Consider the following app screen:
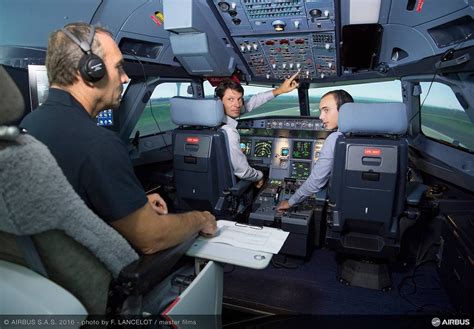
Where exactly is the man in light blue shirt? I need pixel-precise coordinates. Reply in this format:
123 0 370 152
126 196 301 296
216 73 299 187
277 89 354 211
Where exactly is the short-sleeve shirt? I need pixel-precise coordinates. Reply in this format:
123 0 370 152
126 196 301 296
20 88 147 222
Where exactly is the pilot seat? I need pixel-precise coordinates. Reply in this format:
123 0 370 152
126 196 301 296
325 102 424 290
170 97 253 220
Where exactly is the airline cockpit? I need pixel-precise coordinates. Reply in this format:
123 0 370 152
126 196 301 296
1 0 474 326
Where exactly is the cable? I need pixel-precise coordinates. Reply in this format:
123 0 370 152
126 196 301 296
408 31 473 124
123 50 173 157
398 259 456 315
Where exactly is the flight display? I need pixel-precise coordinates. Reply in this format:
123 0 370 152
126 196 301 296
240 138 252 156
96 109 114 126
292 141 313 160
291 161 311 180
253 140 273 158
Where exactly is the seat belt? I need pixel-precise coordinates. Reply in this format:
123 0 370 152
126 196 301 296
15 235 49 278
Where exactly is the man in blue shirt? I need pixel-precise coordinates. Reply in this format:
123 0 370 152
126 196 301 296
277 89 354 211
21 23 216 254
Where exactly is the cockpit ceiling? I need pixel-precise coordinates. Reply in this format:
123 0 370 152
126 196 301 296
0 0 472 84
204 0 473 83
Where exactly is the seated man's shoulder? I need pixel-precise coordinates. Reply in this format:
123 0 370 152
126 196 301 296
86 130 127 156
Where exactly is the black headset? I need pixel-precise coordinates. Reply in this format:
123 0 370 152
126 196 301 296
61 25 106 82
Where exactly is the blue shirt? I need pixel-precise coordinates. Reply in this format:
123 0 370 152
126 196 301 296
288 131 342 206
20 88 147 222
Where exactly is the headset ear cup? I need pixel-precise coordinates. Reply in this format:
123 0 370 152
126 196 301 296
79 53 106 82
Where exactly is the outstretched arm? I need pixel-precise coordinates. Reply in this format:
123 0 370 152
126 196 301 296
244 71 300 113
273 71 300 96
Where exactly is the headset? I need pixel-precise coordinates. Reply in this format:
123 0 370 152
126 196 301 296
61 25 106 82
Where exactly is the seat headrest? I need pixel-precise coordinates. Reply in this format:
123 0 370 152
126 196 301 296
338 102 408 135
0 65 25 125
170 97 225 127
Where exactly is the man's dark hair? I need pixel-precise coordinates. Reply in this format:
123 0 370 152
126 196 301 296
214 79 244 99
321 89 354 110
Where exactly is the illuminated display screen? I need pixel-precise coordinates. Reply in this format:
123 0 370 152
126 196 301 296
240 138 252 156
291 161 311 180
281 148 289 156
96 109 114 126
253 140 273 158
292 141 313 160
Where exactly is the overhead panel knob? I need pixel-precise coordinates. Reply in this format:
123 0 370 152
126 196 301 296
272 20 286 32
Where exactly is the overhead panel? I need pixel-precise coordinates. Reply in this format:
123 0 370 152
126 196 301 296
212 0 337 81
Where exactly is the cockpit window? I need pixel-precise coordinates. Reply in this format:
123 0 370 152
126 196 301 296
130 82 193 138
420 82 474 153
204 80 402 119
308 80 402 116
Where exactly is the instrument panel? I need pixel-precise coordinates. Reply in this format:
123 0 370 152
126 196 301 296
238 117 325 130
239 135 326 181
211 0 337 81
238 116 330 180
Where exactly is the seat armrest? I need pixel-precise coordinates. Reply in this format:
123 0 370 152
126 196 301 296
116 237 195 296
406 182 427 206
229 179 253 197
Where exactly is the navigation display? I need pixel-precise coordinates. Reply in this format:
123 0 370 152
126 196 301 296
253 140 273 158
291 161 311 180
292 141 313 160
240 138 252 156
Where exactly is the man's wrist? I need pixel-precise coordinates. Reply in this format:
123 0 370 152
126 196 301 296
287 197 296 207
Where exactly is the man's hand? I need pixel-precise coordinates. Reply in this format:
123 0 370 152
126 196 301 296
196 211 217 237
255 177 265 189
147 193 168 215
276 200 291 212
273 71 300 96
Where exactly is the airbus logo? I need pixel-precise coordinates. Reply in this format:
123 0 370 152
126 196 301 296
432 318 441 327
432 318 470 326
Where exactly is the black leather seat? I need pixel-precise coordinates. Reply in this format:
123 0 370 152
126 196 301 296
170 97 252 220
325 102 419 290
